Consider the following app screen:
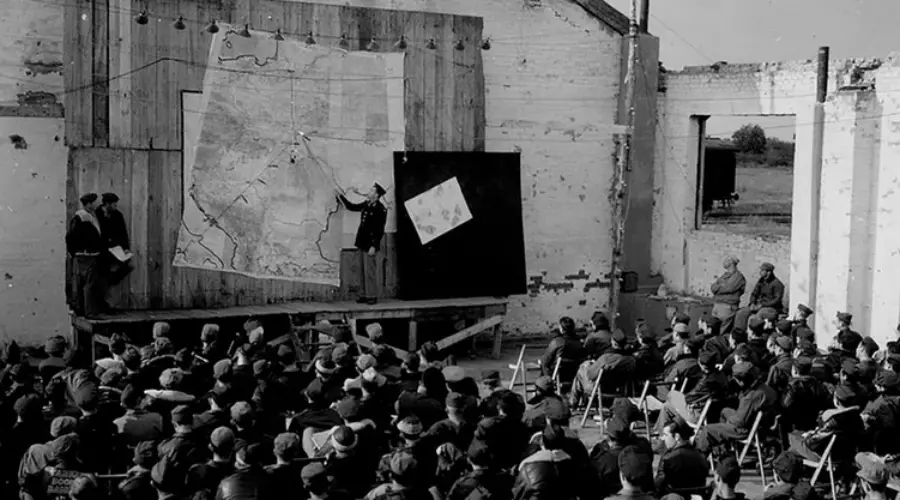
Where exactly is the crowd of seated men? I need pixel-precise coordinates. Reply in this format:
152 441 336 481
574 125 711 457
1 303 899 500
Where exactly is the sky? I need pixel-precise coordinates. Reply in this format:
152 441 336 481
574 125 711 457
603 0 900 141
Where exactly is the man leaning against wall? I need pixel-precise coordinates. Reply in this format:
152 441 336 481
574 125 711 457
710 256 746 334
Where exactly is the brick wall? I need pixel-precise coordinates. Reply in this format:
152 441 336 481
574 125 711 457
0 0 68 345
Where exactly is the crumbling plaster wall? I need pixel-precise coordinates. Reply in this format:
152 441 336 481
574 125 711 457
327 0 635 333
0 0 68 345
655 55 900 346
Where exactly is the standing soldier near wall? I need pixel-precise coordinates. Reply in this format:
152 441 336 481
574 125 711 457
711 256 746 333
99 193 134 288
65 193 107 317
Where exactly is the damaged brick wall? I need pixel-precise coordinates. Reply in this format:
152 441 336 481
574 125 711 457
653 56 886 317
0 0 68 344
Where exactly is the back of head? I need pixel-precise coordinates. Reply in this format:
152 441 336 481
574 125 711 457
618 445 653 488
559 316 575 336
540 423 566 450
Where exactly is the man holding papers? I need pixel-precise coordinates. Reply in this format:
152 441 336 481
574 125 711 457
99 192 134 287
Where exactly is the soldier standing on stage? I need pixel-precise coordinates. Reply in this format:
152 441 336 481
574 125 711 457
337 183 388 304
99 192 134 286
65 193 107 317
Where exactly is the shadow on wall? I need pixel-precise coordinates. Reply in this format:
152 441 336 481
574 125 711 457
0 117 69 345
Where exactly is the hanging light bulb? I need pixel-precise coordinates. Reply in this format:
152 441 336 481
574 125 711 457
239 24 251 38
481 38 491 50
394 35 408 50
338 34 350 49
173 15 186 30
305 31 316 44
273 28 284 41
366 37 380 51
135 10 149 25
206 20 219 34
454 39 465 51
426 38 436 50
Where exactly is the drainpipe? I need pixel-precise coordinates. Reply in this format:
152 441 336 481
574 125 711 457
808 46 828 329
639 0 650 33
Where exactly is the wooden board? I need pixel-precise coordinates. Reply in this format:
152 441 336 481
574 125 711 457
73 296 508 329
64 1 485 311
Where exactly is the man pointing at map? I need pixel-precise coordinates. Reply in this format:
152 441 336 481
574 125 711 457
337 183 388 304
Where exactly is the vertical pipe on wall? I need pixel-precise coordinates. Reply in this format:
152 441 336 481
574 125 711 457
609 0 639 328
808 46 829 328
639 0 650 33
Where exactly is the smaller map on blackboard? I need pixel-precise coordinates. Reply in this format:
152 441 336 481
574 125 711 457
403 176 473 245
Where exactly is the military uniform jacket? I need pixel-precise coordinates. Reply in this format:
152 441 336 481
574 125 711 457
340 195 388 251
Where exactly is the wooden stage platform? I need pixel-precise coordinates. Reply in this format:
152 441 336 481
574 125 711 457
73 296 509 359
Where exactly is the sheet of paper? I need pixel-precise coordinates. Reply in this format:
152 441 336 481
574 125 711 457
109 246 132 262
403 177 473 245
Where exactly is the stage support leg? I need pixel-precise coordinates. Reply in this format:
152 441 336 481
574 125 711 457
492 323 503 360
408 320 418 352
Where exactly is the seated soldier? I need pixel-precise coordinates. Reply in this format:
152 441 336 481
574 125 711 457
857 459 890 500
663 338 704 395
695 362 778 455
700 316 731 366
605 445 656 500
781 357 831 432
589 417 653 499
862 370 900 457
765 451 821 500
512 424 581 500
656 351 728 430
656 419 708 497
633 324 664 381
570 330 635 407
822 330 863 381
522 376 570 431
766 334 794 393
663 323 692 366
584 311 613 359
540 316 584 389
746 316 774 371
787 384 864 463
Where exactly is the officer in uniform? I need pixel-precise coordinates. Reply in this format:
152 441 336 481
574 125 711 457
337 183 388 304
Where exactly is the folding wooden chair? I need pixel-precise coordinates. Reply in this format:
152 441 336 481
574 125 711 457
736 412 767 487
508 345 561 398
580 369 605 427
628 380 667 439
802 435 838 500
687 399 713 442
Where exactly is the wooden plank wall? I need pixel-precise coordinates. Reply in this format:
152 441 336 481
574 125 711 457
64 0 485 310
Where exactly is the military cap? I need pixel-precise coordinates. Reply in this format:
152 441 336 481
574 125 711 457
133 441 158 466
796 328 816 344
79 193 98 205
757 308 779 324
390 450 417 476
331 343 350 364
747 315 765 331
213 359 232 380
335 397 361 420
732 362 757 379
200 323 219 342
716 456 742 485
534 375 555 393
365 322 384 340
373 182 387 197
605 417 632 442
171 404 193 425
697 351 716 369
673 323 690 336
837 312 853 323
331 426 357 452
273 432 301 459
834 384 857 405
774 335 793 351
50 416 78 438
793 356 813 372
446 392 468 410
704 316 723 331
230 401 253 423
315 359 337 375
797 304 814 316
776 320 793 334
442 366 466 384
760 262 775 272
301 462 327 482
101 192 119 203
14 394 42 417
396 416 423 437
210 426 235 449
356 354 377 372
875 370 900 388
772 451 802 483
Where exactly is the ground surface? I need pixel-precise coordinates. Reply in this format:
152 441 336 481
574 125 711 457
703 164 793 239
461 342 768 499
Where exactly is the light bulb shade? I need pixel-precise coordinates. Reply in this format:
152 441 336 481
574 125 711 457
206 20 219 33
426 38 436 50
239 24 251 37
173 16 185 30
395 36 408 50
454 39 465 51
305 32 316 44
482 39 491 50
367 38 380 51
135 11 149 25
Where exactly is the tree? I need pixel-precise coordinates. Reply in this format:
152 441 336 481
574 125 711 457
732 124 767 155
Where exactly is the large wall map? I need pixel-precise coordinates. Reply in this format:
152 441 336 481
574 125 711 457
175 25 405 285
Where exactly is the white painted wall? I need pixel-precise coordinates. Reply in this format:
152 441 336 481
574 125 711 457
0 118 69 344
